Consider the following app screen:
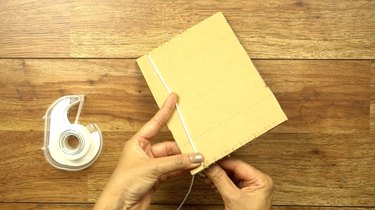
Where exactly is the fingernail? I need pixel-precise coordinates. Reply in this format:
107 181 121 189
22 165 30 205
189 153 204 163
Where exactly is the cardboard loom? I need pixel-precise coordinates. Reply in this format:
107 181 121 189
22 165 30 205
137 12 287 174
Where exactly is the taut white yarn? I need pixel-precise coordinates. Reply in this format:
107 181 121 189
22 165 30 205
146 55 197 153
146 55 197 209
176 174 195 210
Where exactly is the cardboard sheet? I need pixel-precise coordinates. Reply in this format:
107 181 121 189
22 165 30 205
137 12 287 174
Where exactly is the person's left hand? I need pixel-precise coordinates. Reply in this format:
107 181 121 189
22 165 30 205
94 93 203 210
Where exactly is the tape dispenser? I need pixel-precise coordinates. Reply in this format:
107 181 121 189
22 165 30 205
42 95 103 171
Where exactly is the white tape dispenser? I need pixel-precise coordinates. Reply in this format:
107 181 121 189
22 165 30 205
42 95 103 171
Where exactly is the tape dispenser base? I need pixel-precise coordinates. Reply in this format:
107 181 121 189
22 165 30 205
42 95 103 171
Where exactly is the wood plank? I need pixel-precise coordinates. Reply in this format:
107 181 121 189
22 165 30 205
70 0 375 59
0 131 373 206
0 130 88 202
370 61 375 133
0 59 373 206
257 60 370 133
0 0 71 57
1 203 373 210
0 59 370 133
87 132 374 206
1 1 374 58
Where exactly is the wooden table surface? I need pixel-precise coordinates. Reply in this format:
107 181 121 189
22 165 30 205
0 0 374 209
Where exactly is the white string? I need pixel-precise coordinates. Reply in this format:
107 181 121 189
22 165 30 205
146 55 197 209
176 175 195 210
146 55 197 152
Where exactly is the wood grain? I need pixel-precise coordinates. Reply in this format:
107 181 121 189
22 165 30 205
0 0 71 57
1 59 373 206
1 1 374 209
0 59 370 133
0 132 373 206
81 132 375 206
1 0 374 58
370 61 375 133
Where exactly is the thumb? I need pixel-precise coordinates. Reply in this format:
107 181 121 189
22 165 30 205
205 164 238 197
150 153 203 176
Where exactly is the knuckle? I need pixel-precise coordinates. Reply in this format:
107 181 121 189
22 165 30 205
163 100 175 112
223 191 240 205
165 142 175 156
211 167 225 183
264 175 274 191
173 155 185 167
165 104 175 112
227 190 238 200
152 117 165 127
151 164 163 177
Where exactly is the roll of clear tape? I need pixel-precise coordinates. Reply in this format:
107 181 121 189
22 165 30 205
42 95 103 171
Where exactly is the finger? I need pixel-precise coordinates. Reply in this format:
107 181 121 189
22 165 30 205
159 170 189 183
218 158 265 181
204 164 238 198
152 141 181 158
221 158 274 190
136 93 178 140
150 153 203 176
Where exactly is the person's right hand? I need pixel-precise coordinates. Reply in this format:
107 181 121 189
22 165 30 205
204 158 274 210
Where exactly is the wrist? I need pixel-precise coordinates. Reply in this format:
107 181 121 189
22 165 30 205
94 173 131 210
94 190 124 210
